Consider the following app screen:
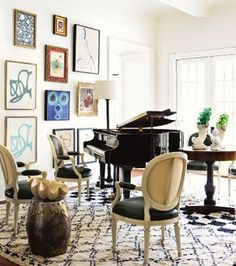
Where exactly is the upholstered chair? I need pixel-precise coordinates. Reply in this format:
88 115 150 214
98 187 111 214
0 144 47 235
112 152 187 265
48 134 92 206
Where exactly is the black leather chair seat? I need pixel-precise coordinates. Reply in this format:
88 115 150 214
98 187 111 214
57 165 92 179
187 160 218 171
5 180 33 199
113 196 178 221
229 166 236 175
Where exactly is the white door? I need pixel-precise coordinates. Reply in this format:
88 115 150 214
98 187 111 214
108 38 154 126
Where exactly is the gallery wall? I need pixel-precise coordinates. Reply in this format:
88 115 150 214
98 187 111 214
0 0 157 180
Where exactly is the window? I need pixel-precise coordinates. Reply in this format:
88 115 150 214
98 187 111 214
172 49 236 146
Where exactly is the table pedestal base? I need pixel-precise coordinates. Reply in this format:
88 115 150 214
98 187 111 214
184 204 235 215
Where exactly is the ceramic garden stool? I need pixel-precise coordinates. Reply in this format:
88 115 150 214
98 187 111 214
26 197 71 257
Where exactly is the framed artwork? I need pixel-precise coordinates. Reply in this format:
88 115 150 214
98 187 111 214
77 82 98 116
5 60 37 110
77 128 96 164
53 128 75 153
53 15 67 36
5 116 37 163
14 9 37 48
45 45 68 83
45 90 70 121
73 24 100 74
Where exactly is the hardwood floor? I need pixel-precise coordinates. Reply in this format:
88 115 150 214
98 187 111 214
0 256 19 266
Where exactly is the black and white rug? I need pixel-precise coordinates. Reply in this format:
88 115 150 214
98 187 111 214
0 187 235 266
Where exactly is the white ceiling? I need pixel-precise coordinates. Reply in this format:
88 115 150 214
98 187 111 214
72 0 236 20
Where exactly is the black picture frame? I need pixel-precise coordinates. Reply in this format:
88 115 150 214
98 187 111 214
73 24 100 74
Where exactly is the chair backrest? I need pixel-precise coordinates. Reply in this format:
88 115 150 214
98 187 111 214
48 134 65 168
188 132 212 146
0 144 18 189
142 152 187 212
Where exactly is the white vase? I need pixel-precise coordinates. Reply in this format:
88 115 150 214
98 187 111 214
191 124 208 150
216 124 227 149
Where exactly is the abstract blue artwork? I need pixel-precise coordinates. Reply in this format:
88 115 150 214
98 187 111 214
45 90 70 121
6 61 37 110
6 116 37 163
14 9 36 48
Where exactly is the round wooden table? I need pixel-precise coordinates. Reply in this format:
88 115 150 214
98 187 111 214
179 146 236 214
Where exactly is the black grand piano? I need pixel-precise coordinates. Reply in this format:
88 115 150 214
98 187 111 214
84 110 184 195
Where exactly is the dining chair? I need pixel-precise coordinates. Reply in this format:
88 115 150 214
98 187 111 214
48 134 92 206
227 161 236 197
0 144 47 235
111 152 187 265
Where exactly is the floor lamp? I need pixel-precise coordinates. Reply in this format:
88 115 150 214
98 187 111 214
94 80 117 185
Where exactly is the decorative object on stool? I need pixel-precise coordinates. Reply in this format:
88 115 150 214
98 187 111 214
191 107 212 150
26 178 71 257
211 128 222 151
216 113 229 149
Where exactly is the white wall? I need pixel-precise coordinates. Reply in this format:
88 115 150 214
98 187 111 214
155 3 236 110
0 0 157 177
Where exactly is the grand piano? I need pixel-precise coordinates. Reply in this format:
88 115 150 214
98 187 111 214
84 110 184 195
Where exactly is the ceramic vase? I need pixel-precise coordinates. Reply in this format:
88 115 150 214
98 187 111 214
26 197 71 257
191 124 208 150
216 124 227 149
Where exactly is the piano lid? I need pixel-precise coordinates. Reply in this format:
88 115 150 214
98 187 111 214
117 109 176 128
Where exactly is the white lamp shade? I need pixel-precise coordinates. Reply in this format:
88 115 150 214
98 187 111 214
94 80 117 99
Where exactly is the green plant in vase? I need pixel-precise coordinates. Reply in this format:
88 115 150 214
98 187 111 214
192 107 212 150
216 113 229 131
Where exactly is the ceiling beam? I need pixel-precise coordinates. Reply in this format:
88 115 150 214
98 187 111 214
159 0 209 18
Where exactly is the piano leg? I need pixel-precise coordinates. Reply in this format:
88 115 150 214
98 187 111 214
105 163 113 183
99 161 105 189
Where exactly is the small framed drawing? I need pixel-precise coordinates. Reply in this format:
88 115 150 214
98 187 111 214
73 24 100 74
45 45 68 83
53 128 75 153
14 9 37 48
53 15 67 36
5 116 37 163
45 90 70 121
77 128 96 164
5 60 37 110
77 82 98 116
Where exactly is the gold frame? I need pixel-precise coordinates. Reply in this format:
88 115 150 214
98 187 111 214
53 15 67 36
14 9 37 48
77 82 98 116
45 45 68 83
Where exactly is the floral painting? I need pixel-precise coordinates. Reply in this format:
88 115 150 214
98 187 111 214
45 45 68 83
77 82 98 116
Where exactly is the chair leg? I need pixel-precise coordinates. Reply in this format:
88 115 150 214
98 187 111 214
6 202 10 225
161 225 165 241
112 216 117 252
228 174 231 197
14 203 19 235
86 179 90 197
217 163 221 194
144 226 150 265
78 183 81 206
174 222 181 257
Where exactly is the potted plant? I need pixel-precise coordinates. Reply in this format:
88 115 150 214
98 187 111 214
192 107 212 150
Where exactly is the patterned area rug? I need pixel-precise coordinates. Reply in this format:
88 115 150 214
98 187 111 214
0 186 235 266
